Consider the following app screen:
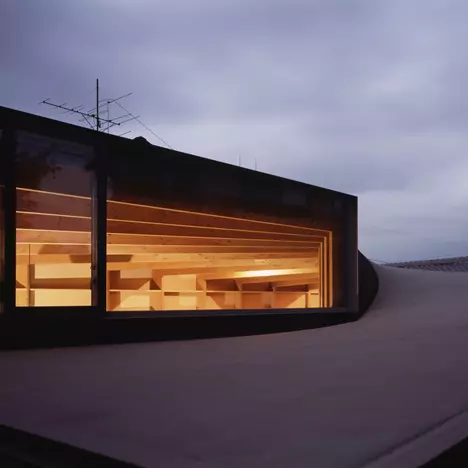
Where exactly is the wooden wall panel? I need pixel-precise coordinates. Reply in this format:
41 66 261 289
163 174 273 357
274 293 307 309
34 263 91 279
16 289 29 307
32 290 91 307
307 294 320 308
115 291 152 310
161 274 197 292
204 292 241 310
163 293 199 310
242 293 273 309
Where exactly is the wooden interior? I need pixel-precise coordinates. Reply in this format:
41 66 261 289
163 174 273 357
16 188 333 311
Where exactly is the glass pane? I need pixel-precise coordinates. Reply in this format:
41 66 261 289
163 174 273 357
15 131 94 307
105 141 347 312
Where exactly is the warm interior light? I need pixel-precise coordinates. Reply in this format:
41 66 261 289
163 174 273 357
15 188 331 310
229 269 312 279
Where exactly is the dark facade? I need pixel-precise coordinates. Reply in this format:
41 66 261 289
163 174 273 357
0 106 358 345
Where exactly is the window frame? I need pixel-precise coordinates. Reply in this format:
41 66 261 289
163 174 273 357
8 121 103 319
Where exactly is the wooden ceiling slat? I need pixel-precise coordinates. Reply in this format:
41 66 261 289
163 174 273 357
16 189 330 235
108 263 318 273
17 230 322 248
273 279 320 288
16 212 324 241
17 244 318 255
16 254 317 269
200 268 319 281
107 202 328 236
16 213 91 232
236 273 320 284
17 189 91 218
17 251 317 263
106 233 315 247
106 220 323 241
17 230 91 245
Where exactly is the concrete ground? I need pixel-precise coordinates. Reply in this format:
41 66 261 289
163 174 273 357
1 265 468 468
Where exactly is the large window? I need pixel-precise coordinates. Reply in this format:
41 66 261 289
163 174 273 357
105 142 338 312
15 131 94 307
1 110 356 317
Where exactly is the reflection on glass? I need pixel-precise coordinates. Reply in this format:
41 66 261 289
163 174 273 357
15 132 93 307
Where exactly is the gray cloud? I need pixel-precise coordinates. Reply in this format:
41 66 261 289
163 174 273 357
2 0 468 261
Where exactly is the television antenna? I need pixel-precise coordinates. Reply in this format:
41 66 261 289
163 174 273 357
40 79 137 136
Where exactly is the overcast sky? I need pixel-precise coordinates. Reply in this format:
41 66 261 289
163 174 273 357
2 0 468 262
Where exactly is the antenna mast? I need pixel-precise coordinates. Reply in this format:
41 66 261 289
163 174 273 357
96 78 100 131
40 79 135 134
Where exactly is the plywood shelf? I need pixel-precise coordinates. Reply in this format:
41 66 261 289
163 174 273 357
16 287 91 291
17 288 318 294
109 290 318 294
109 289 163 293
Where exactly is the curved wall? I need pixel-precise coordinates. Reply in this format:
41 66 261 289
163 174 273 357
357 251 379 316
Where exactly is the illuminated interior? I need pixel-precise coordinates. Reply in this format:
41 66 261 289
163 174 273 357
15 188 332 310
14 131 334 311
105 200 332 311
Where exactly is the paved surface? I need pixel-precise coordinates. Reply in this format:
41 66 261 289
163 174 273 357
1 265 468 468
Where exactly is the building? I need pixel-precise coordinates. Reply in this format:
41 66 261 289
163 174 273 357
388 256 468 272
0 106 360 345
